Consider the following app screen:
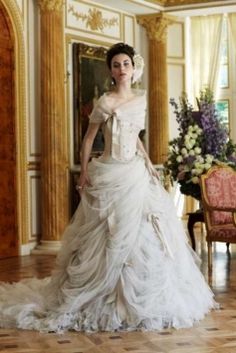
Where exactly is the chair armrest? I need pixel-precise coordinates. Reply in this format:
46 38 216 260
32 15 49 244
202 203 236 213
233 212 236 227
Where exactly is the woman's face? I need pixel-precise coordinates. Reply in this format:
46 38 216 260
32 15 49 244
110 53 134 85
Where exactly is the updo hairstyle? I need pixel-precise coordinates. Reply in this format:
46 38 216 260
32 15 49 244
106 42 135 69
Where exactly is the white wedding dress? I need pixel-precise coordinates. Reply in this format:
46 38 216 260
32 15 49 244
0 91 217 333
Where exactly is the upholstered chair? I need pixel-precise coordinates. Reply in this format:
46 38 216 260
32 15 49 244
200 165 236 272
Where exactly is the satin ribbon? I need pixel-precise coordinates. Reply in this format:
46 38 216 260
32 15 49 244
103 112 121 161
147 213 174 259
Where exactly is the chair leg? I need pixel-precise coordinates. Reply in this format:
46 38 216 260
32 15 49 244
208 241 212 273
226 242 230 252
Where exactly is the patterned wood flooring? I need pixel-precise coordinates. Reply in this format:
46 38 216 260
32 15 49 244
0 231 236 353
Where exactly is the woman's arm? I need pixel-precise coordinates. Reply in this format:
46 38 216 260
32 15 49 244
78 123 101 191
137 137 159 180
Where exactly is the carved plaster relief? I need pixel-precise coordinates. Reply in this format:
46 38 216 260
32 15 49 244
66 0 121 39
38 0 64 11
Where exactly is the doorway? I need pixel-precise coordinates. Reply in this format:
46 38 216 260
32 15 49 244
0 2 18 257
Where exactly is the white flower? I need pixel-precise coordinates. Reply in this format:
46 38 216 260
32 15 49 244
181 148 188 155
192 176 200 184
192 168 203 176
195 168 204 175
191 133 198 139
185 138 196 149
194 147 201 154
132 54 144 83
185 141 192 150
189 149 195 156
176 155 183 163
191 168 198 175
205 154 214 163
184 134 191 141
197 127 202 134
204 163 211 170
196 156 204 164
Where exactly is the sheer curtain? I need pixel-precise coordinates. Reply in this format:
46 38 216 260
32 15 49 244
228 13 236 50
190 15 223 105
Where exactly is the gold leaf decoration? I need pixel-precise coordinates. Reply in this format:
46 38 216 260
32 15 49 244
68 5 118 31
38 0 64 12
165 0 224 5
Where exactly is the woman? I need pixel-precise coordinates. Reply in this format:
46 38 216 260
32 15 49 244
0 43 217 333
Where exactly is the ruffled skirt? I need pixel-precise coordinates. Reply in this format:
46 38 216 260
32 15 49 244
0 155 217 332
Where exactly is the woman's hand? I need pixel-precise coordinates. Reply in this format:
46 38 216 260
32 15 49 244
76 170 92 193
146 161 160 181
77 122 100 193
136 137 159 181
150 167 160 180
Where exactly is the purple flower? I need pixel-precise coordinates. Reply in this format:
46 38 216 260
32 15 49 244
185 156 196 165
166 88 236 200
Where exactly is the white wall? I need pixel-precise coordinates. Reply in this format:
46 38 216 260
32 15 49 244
65 0 139 170
167 20 186 141
24 0 187 245
21 0 141 250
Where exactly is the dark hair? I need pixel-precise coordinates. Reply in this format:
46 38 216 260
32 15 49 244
106 42 135 69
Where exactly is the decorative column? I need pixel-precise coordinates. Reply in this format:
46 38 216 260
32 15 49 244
137 13 175 164
34 0 69 254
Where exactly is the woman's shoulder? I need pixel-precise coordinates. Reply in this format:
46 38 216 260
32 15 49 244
103 89 146 98
102 89 146 105
94 89 146 114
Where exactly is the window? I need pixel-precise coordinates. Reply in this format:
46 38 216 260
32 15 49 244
219 16 229 89
216 100 229 130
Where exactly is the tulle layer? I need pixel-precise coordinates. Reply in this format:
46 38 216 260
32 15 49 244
0 156 217 332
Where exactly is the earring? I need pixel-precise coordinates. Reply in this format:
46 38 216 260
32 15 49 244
111 77 115 85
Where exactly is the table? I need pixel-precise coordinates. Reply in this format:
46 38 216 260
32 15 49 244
187 211 204 250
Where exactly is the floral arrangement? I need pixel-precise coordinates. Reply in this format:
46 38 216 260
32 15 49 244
165 88 236 200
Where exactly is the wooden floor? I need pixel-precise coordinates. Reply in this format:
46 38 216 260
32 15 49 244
0 230 236 353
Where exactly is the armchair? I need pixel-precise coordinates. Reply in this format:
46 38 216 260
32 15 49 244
200 165 236 272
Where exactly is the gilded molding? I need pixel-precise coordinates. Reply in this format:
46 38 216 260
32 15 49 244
27 161 41 171
145 0 229 6
137 13 176 42
38 0 64 12
1 0 29 245
68 4 118 31
40 6 69 242
165 0 226 5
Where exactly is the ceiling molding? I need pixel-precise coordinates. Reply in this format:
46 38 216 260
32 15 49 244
146 0 236 7
86 0 236 16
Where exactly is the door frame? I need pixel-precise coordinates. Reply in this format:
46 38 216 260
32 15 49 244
0 0 29 251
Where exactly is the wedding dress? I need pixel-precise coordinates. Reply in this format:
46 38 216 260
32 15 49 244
0 90 217 333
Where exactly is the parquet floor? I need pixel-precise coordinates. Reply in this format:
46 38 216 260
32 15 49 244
0 230 236 353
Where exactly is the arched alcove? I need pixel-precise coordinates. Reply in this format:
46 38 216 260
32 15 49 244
0 0 28 257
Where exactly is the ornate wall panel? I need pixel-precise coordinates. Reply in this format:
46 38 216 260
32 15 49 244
27 0 40 159
124 15 135 45
28 173 41 240
66 0 122 40
167 21 184 58
167 63 185 140
167 18 185 141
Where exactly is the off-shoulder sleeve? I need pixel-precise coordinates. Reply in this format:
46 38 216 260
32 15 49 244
89 95 106 124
